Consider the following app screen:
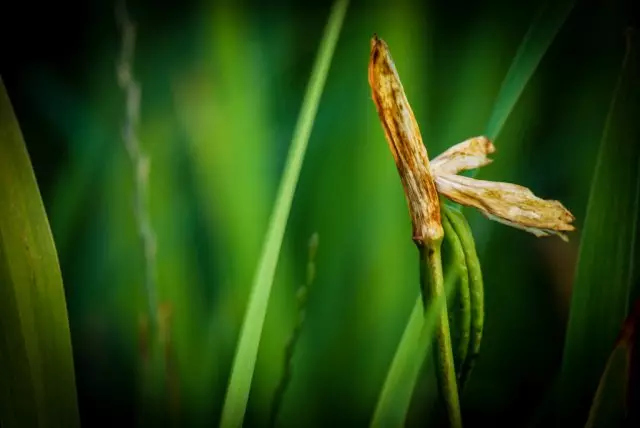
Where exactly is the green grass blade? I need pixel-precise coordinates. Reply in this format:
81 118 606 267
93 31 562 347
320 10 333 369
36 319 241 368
0 78 80 427
584 299 640 428
370 274 457 428
483 0 576 142
584 345 630 428
218 2 349 426
555 29 640 426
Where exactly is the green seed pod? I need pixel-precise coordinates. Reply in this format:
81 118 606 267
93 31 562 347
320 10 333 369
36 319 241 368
444 206 485 392
441 207 471 379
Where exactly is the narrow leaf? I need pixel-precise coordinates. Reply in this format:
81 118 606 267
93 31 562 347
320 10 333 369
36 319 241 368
556 29 640 425
0 78 80 427
370 275 456 428
483 0 577 142
218 2 349 426
585 299 640 428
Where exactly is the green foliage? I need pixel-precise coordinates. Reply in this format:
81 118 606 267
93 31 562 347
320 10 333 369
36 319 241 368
219 2 349 426
0 78 80 427
554 29 640 426
482 0 577 142
584 299 640 428
6 0 635 425
370 274 456 427
370 204 481 427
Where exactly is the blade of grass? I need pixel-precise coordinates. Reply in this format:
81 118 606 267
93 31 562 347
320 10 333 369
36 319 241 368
584 299 640 428
482 0 576 143
554 29 640 426
370 272 458 428
0 78 80 427
463 0 577 260
218 2 349 426
468 0 577 249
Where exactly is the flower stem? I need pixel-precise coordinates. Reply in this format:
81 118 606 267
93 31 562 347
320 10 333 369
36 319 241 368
418 239 463 428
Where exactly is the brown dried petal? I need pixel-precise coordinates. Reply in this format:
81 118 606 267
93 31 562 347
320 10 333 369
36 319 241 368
435 173 576 241
431 136 495 175
368 35 443 243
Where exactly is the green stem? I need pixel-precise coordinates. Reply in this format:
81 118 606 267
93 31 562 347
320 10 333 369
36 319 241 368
419 240 463 428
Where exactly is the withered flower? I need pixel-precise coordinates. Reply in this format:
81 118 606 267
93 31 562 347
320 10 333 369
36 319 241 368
368 34 443 245
369 35 575 241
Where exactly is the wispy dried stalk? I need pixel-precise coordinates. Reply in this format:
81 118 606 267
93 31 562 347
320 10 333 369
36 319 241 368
116 2 159 333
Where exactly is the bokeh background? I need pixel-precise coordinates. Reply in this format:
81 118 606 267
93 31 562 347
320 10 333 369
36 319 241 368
1 0 637 426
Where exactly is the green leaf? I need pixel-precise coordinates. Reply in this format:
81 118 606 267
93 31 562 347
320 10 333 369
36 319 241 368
0 78 80 427
555 29 640 425
218 2 349 426
370 274 457 428
585 299 640 428
482 0 577 142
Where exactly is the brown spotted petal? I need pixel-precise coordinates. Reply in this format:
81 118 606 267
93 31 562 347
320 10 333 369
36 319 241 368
434 173 576 241
431 136 495 175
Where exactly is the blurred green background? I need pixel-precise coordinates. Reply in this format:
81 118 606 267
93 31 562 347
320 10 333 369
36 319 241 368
1 0 637 426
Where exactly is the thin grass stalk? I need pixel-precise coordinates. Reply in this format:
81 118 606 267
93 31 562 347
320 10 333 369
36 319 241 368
269 233 319 427
218 2 348 426
418 238 462 428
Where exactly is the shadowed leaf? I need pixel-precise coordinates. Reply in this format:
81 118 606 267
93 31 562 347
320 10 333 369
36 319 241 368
483 0 577 142
585 299 640 428
556 29 640 425
0 78 80 427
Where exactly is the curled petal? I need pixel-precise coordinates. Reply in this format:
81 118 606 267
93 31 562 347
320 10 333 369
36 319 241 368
435 174 576 241
431 136 495 175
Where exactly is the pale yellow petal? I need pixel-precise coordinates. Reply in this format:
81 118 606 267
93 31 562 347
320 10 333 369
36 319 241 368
430 136 495 175
434 173 576 241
